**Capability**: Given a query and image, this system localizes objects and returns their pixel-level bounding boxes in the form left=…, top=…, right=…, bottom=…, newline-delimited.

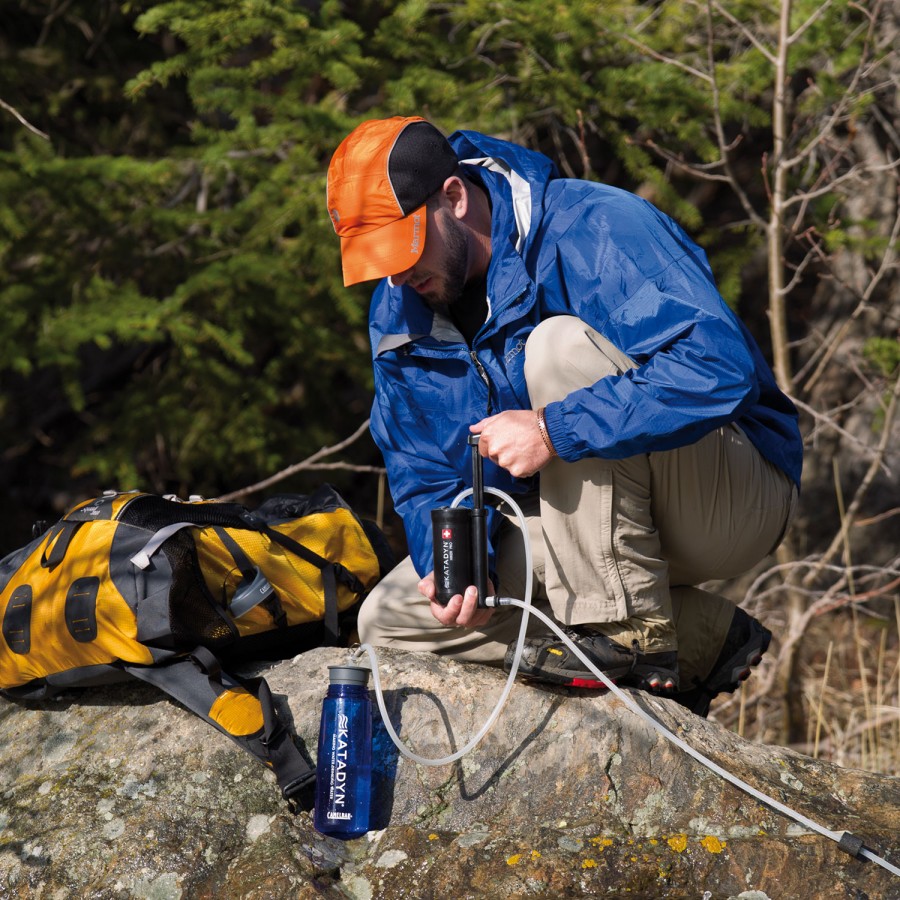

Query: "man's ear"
left=442, top=175, right=468, bottom=220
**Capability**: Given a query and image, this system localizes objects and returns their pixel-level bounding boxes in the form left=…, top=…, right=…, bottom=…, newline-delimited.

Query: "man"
left=326, top=116, right=801, bottom=715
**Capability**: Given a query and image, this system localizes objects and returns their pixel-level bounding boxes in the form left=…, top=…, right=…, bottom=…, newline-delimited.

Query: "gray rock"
left=1, top=646, right=897, bottom=898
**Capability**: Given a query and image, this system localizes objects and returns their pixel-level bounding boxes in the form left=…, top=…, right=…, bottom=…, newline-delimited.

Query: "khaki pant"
left=359, top=316, right=796, bottom=684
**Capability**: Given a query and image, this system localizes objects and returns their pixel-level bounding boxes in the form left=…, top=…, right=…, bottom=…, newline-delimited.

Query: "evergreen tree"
left=1, top=0, right=895, bottom=559
left=0, top=1, right=380, bottom=545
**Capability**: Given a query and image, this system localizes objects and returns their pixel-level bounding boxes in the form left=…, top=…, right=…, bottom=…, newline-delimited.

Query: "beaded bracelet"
left=535, top=407, right=558, bottom=458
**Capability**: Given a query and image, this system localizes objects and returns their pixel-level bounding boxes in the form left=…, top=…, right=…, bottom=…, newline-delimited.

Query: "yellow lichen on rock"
left=589, top=836, right=613, bottom=849
left=667, top=834, right=688, bottom=852
left=700, top=835, right=726, bottom=854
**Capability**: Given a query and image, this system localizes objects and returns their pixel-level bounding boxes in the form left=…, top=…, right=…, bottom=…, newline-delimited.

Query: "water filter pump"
left=430, top=435, right=489, bottom=607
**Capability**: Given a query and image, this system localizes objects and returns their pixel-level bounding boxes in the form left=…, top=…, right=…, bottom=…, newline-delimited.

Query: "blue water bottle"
left=313, top=664, right=373, bottom=839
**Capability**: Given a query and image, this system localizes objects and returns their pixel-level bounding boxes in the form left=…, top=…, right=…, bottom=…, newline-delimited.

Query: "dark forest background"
left=1, top=0, right=898, bottom=766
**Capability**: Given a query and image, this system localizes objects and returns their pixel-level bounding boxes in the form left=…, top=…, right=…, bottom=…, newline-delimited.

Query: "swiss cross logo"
left=442, top=528, right=452, bottom=540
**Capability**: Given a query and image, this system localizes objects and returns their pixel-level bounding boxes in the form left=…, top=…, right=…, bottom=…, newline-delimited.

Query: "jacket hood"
left=368, top=130, right=559, bottom=354
left=451, top=129, right=558, bottom=260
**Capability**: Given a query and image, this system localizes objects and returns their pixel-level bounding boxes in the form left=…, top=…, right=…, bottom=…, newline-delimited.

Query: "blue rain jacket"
left=368, top=130, right=802, bottom=578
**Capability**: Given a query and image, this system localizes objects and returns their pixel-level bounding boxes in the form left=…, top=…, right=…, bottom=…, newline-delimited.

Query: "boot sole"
left=511, top=658, right=632, bottom=689
left=509, top=653, right=677, bottom=693
left=705, top=622, right=772, bottom=696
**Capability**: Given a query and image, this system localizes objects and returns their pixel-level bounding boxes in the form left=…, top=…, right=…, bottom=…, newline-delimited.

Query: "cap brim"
left=339, top=203, right=427, bottom=286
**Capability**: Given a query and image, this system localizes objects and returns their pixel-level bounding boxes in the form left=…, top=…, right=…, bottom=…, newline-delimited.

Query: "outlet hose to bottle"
left=352, top=489, right=899, bottom=877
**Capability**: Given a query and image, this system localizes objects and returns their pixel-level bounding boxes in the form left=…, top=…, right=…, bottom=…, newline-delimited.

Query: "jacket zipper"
left=470, top=349, right=493, bottom=415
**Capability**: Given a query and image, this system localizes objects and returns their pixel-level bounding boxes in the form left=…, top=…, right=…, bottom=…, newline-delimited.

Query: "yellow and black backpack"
left=0, top=485, right=393, bottom=805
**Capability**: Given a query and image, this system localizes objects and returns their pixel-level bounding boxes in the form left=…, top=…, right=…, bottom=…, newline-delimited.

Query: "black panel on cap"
left=389, top=122, right=460, bottom=216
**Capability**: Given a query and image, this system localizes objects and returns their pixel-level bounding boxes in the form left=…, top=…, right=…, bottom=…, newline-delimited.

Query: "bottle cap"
left=328, top=664, right=370, bottom=686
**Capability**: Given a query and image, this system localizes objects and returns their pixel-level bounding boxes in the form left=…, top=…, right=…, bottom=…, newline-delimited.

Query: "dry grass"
left=708, top=555, right=900, bottom=776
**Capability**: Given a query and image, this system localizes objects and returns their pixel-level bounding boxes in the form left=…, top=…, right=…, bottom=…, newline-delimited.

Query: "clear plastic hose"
left=354, top=486, right=532, bottom=766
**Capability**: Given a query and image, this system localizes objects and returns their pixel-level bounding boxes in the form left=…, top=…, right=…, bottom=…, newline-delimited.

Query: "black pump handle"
left=467, top=435, right=490, bottom=607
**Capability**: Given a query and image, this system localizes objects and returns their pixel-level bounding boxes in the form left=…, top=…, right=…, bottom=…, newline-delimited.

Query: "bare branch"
left=216, top=419, right=384, bottom=502
left=730, top=556, right=900, bottom=725
left=617, top=33, right=712, bottom=83
left=871, top=103, right=900, bottom=155
left=787, top=0, right=836, bottom=46
left=0, top=98, right=50, bottom=141
left=791, top=395, right=893, bottom=470
left=446, top=18, right=515, bottom=71
left=855, top=507, right=900, bottom=527
left=36, top=0, right=77, bottom=46
left=642, top=138, right=769, bottom=229
left=803, top=368, right=900, bottom=584
left=793, top=710, right=900, bottom=758
left=780, top=2, right=882, bottom=170
left=779, top=243, right=820, bottom=295
left=798, top=199, right=900, bottom=392
left=859, top=191, right=900, bottom=301
left=781, top=160, right=900, bottom=210
left=708, top=0, right=776, bottom=65
left=812, top=573, right=900, bottom=613
left=703, top=0, right=764, bottom=227
left=642, top=141, right=728, bottom=180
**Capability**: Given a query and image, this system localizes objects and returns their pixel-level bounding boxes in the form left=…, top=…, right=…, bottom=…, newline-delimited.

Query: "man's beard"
left=422, top=213, right=469, bottom=313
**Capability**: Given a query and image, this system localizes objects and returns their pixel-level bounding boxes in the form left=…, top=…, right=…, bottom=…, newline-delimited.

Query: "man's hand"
left=471, top=410, right=554, bottom=478
left=418, top=571, right=495, bottom=629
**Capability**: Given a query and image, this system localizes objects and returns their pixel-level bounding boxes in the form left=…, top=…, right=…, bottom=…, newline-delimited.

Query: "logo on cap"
left=410, top=213, right=421, bottom=254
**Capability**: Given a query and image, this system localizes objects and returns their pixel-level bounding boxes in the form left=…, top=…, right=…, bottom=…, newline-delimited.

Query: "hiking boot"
left=673, top=607, right=771, bottom=718
left=504, top=626, right=679, bottom=693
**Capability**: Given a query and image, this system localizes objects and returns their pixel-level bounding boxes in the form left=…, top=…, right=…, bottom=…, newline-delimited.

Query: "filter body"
left=431, top=506, right=473, bottom=605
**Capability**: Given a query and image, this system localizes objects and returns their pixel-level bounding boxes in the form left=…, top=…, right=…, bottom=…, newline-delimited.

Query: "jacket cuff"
left=541, top=402, right=577, bottom=461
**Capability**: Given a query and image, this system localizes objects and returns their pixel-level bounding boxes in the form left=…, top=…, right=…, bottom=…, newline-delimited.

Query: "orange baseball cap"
left=327, top=117, right=459, bottom=286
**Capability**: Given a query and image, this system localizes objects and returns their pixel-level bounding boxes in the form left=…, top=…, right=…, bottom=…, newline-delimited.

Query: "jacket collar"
left=371, top=132, right=558, bottom=355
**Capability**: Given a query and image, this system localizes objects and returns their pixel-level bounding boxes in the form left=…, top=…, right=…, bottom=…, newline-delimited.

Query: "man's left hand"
left=471, top=410, right=554, bottom=478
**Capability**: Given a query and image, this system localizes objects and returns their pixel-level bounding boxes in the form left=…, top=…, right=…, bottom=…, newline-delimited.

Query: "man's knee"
left=524, top=316, right=582, bottom=392
left=525, top=316, right=635, bottom=405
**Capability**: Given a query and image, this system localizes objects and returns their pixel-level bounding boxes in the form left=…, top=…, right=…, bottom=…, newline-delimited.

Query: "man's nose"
left=388, top=265, right=415, bottom=288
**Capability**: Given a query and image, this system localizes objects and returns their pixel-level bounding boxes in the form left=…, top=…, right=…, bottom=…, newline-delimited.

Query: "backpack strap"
left=129, top=521, right=198, bottom=569
left=40, top=520, right=83, bottom=569
left=260, top=526, right=345, bottom=644
left=122, top=647, right=315, bottom=807
left=212, top=527, right=287, bottom=627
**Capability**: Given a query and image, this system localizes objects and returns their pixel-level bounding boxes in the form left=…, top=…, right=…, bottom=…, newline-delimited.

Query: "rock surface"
left=1, top=646, right=898, bottom=899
